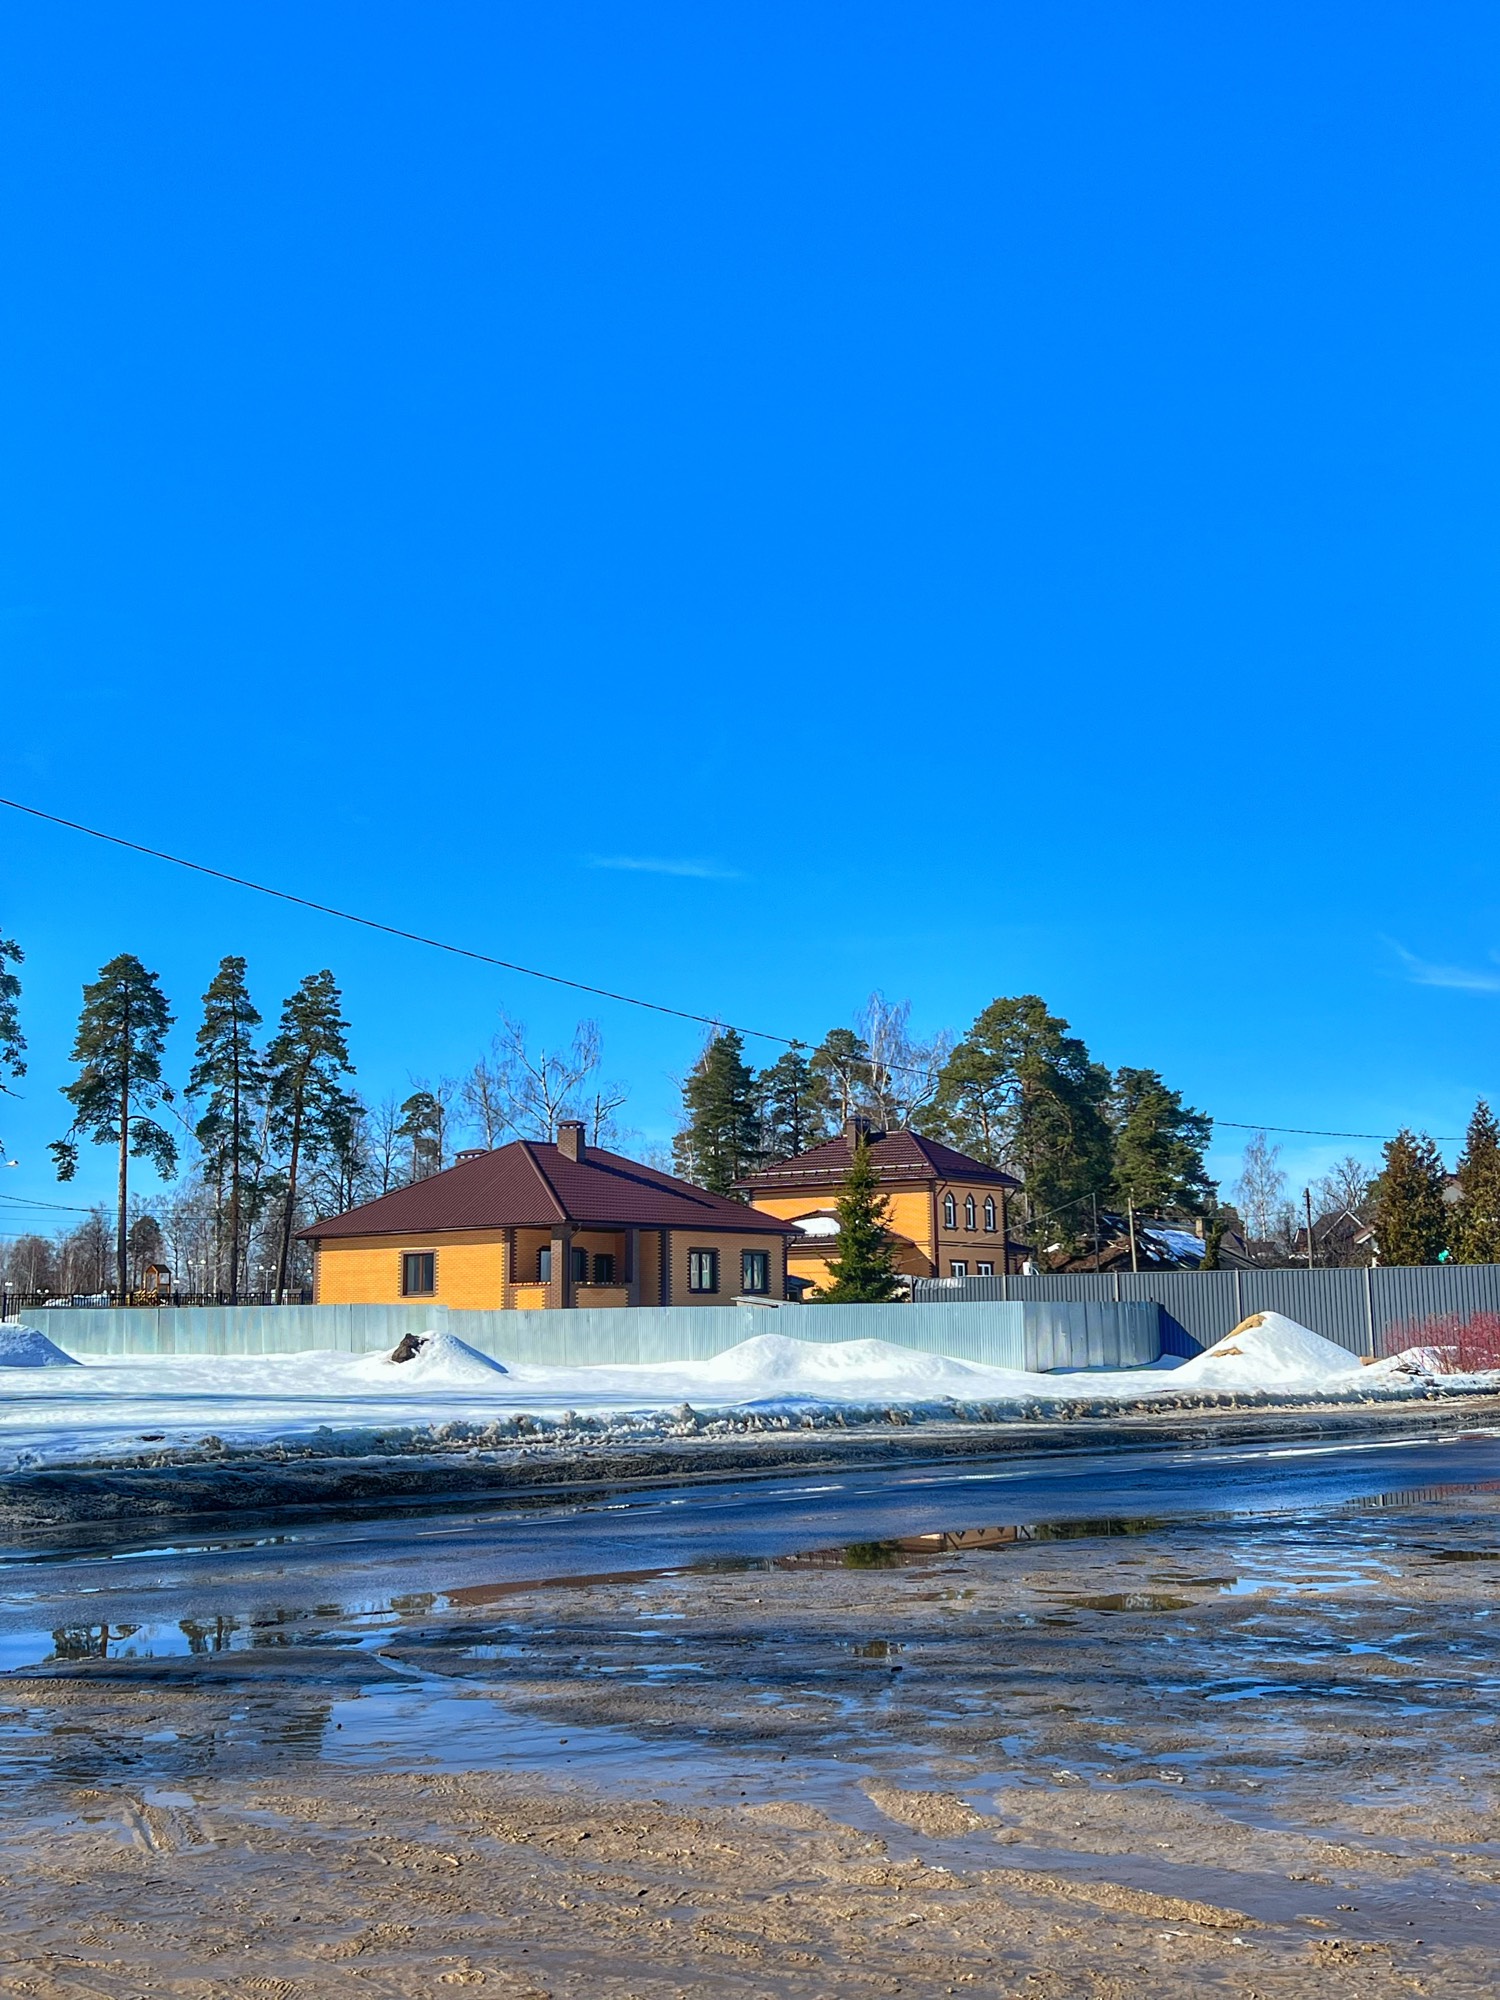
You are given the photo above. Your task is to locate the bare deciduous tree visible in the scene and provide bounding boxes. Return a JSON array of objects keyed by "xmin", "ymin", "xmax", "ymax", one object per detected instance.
[
  {"xmin": 461, "ymin": 1014, "xmax": 623, "ymax": 1144},
  {"xmin": 1315, "ymin": 1154, "xmax": 1374, "ymax": 1220},
  {"xmin": 1234, "ymin": 1131, "xmax": 1287, "ymax": 1243},
  {"xmin": 858, "ymin": 992, "xmax": 953, "ymax": 1130}
]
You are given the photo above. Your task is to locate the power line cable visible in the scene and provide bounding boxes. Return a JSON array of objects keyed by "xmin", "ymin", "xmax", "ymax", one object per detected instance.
[{"xmin": 0, "ymin": 793, "xmax": 1466, "ymax": 1144}]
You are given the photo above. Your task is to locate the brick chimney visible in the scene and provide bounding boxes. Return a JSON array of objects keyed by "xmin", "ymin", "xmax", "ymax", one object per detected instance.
[
  {"xmin": 843, "ymin": 1115, "xmax": 884, "ymax": 1145},
  {"xmin": 557, "ymin": 1120, "xmax": 585, "ymax": 1162}
]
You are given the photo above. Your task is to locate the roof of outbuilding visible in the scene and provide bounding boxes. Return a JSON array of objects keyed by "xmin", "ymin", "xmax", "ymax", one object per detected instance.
[
  {"xmin": 300, "ymin": 1140, "xmax": 799, "ymax": 1240},
  {"xmin": 739, "ymin": 1128, "xmax": 1020, "ymax": 1193}
]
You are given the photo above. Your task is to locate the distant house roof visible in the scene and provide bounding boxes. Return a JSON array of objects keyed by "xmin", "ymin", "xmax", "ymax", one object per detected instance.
[
  {"xmin": 300, "ymin": 1138, "xmax": 798, "ymax": 1241},
  {"xmin": 740, "ymin": 1124, "xmax": 1020, "ymax": 1195}
]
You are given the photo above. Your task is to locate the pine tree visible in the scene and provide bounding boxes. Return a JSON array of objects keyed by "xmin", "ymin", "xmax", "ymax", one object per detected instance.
[
  {"xmin": 395, "ymin": 1089, "xmax": 446, "ymax": 1180},
  {"xmin": 809, "ymin": 1028, "xmax": 872, "ymax": 1129},
  {"xmin": 51, "ymin": 954, "xmax": 176, "ymax": 1298},
  {"xmin": 265, "ymin": 970, "xmax": 354, "ymax": 1300},
  {"xmin": 822, "ymin": 1134, "xmax": 900, "ymax": 1302},
  {"xmin": 673, "ymin": 1029, "xmax": 760, "ymax": 1196},
  {"xmin": 1110, "ymin": 1068, "xmax": 1215, "ymax": 1215},
  {"xmin": 759, "ymin": 1045, "xmax": 822, "ymax": 1160},
  {"xmin": 1371, "ymin": 1129, "xmax": 1448, "ymax": 1266},
  {"xmin": 1451, "ymin": 1100, "xmax": 1500, "ymax": 1263},
  {"xmin": 186, "ymin": 956, "xmax": 266, "ymax": 1303},
  {"xmin": 919, "ymin": 995, "xmax": 1112, "ymax": 1244},
  {"xmin": 0, "ymin": 924, "xmax": 24, "ymax": 1159}
]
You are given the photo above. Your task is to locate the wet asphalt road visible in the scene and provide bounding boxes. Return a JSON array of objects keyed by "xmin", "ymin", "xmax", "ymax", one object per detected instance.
[{"xmin": 2, "ymin": 1423, "xmax": 1498, "ymax": 1673}]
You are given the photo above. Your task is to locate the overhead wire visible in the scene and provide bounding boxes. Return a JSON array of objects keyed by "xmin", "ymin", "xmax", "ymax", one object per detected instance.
[{"xmin": 0, "ymin": 793, "xmax": 1465, "ymax": 1145}]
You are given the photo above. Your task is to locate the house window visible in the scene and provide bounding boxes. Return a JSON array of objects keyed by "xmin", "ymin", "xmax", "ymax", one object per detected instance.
[
  {"xmin": 943, "ymin": 1193, "xmax": 957, "ymax": 1229},
  {"xmin": 571, "ymin": 1247, "xmax": 589, "ymax": 1283},
  {"xmin": 742, "ymin": 1249, "xmax": 769, "ymax": 1295},
  {"xmin": 976, "ymin": 1261, "xmax": 994, "ymax": 1277},
  {"xmin": 950, "ymin": 1260, "xmax": 968, "ymax": 1277},
  {"xmin": 401, "ymin": 1251, "xmax": 435, "ymax": 1297},
  {"xmin": 593, "ymin": 1252, "xmax": 615, "ymax": 1283},
  {"xmin": 688, "ymin": 1248, "xmax": 719, "ymax": 1293},
  {"xmin": 983, "ymin": 1197, "xmax": 996, "ymax": 1233},
  {"xmin": 964, "ymin": 1195, "xmax": 976, "ymax": 1231},
  {"xmin": 537, "ymin": 1246, "xmax": 552, "ymax": 1282}
]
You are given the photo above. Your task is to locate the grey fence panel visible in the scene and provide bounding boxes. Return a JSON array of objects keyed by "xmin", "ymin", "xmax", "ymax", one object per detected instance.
[
  {"xmin": 915, "ymin": 1265, "xmax": 1500, "ymax": 1359},
  {"xmin": 10, "ymin": 1297, "xmax": 1161, "ymax": 1374}
]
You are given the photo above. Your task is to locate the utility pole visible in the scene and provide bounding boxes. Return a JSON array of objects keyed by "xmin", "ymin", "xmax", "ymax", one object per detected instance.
[
  {"xmin": 1092, "ymin": 1192, "xmax": 1100, "ymax": 1272},
  {"xmin": 1127, "ymin": 1194, "xmax": 1139, "ymax": 1274},
  {"xmin": 1305, "ymin": 1186, "xmax": 1315, "ymax": 1270}
]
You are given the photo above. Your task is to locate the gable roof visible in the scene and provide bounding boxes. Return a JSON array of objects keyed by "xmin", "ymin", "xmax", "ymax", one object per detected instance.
[
  {"xmin": 739, "ymin": 1127, "xmax": 1020, "ymax": 1195},
  {"xmin": 300, "ymin": 1140, "xmax": 798, "ymax": 1240}
]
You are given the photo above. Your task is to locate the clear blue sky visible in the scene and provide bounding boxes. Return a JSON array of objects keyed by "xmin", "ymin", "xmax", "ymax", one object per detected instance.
[{"xmin": 3, "ymin": 2, "xmax": 1499, "ymax": 1228}]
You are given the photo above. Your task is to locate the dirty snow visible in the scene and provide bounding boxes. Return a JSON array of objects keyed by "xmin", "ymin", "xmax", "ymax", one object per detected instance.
[{"xmin": 0, "ymin": 1312, "xmax": 1492, "ymax": 1471}]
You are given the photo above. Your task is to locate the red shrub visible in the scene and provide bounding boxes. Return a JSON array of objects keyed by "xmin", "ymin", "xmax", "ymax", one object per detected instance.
[{"xmin": 1383, "ymin": 1310, "xmax": 1500, "ymax": 1373}]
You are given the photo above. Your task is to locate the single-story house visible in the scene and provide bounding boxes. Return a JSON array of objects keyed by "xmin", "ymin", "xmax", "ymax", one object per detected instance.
[{"xmin": 300, "ymin": 1120, "xmax": 797, "ymax": 1309}]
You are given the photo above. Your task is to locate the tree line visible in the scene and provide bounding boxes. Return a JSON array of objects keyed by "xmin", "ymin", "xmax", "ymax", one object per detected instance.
[{"xmin": 673, "ymin": 991, "xmax": 1215, "ymax": 1249}]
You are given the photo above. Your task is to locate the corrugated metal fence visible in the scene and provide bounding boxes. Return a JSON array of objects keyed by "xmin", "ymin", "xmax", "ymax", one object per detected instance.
[
  {"xmin": 913, "ymin": 1265, "xmax": 1500, "ymax": 1359},
  {"xmin": 17, "ymin": 1296, "xmax": 1160, "ymax": 1373}
]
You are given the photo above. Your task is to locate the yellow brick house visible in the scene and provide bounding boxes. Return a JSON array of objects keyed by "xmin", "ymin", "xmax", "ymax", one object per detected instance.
[
  {"xmin": 738, "ymin": 1119, "xmax": 1022, "ymax": 1297},
  {"xmin": 301, "ymin": 1120, "xmax": 796, "ymax": 1309}
]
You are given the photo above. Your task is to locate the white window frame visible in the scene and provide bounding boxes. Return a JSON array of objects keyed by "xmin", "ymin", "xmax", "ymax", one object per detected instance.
[
  {"xmin": 950, "ymin": 1259, "xmax": 968, "ymax": 1277},
  {"xmin": 983, "ymin": 1197, "xmax": 996, "ymax": 1233},
  {"xmin": 943, "ymin": 1193, "xmax": 957, "ymax": 1230}
]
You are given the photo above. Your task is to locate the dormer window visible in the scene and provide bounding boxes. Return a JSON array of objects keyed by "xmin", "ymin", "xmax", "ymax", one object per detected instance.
[
  {"xmin": 964, "ymin": 1195, "xmax": 976, "ymax": 1231},
  {"xmin": 983, "ymin": 1197, "xmax": 996, "ymax": 1233},
  {"xmin": 943, "ymin": 1193, "xmax": 956, "ymax": 1230}
]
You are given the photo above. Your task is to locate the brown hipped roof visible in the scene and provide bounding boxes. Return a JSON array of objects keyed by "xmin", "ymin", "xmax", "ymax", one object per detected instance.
[
  {"xmin": 299, "ymin": 1139, "xmax": 798, "ymax": 1241},
  {"xmin": 739, "ymin": 1128, "xmax": 1020, "ymax": 1194}
]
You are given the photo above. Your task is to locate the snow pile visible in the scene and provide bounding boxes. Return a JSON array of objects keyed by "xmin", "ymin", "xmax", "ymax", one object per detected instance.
[
  {"xmin": 1169, "ymin": 1313, "xmax": 1366, "ymax": 1394},
  {"xmin": 348, "ymin": 1330, "xmax": 509, "ymax": 1385},
  {"xmin": 0, "ymin": 1323, "xmax": 79, "ymax": 1368},
  {"xmin": 688, "ymin": 1332, "xmax": 1007, "ymax": 1403}
]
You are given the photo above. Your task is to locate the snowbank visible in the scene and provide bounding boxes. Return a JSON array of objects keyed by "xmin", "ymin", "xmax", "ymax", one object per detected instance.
[
  {"xmin": 0, "ymin": 1312, "xmax": 1492, "ymax": 1473},
  {"xmin": 347, "ymin": 1330, "xmax": 509, "ymax": 1385},
  {"xmin": 0, "ymin": 1323, "xmax": 79, "ymax": 1369}
]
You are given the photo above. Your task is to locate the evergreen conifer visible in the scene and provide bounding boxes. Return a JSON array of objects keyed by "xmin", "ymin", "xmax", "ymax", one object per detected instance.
[
  {"xmin": 1451, "ymin": 1099, "xmax": 1500, "ymax": 1263},
  {"xmin": 51, "ymin": 954, "xmax": 176, "ymax": 1298},
  {"xmin": 1110, "ymin": 1068, "xmax": 1214, "ymax": 1215},
  {"xmin": 395, "ymin": 1089, "xmax": 447, "ymax": 1180},
  {"xmin": 822, "ymin": 1133, "xmax": 900, "ymax": 1302},
  {"xmin": 265, "ymin": 970, "xmax": 354, "ymax": 1299},
  {"xmin": 187, "ymin": 956, "xmax": 266, "ymax": 1302},
  {"xmin": 759, "ymin": 1045, "xmax": 821, "ymax": 1160},
  {"xmin": 1371, "ymin": 1128, "xmax": 1448, "ymax": 1266},
  {"xmin": 673, "ymin": 1030, "xmax": 760, "ymax": 1195},
  {"xmin": 0, "ymin": 924, "xmax": 24, "ymax": 1158}
]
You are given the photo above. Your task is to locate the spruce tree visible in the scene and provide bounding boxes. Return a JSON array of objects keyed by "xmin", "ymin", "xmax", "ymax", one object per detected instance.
[
  {"xmin": 1110, "ymin": 1068, "xmax": 1214, "ymax": 1215},
  {"xmin": 822, "ymin": 1134, "xmax": 900, "ymax": 1302},
  {"xmin": 187, "ymin": 956, "xmax": 266, "ymax": 1303},
  {"xmin": 265, "ymin": 970, "xmax": 354, "ymax": 1299},
  {"xmin": 1451, "ymin": 1099, "xmax": 1500, "ymax": 1263},
  {"xmin": 1371, "ymin": 1128, "xmax": 1448, "ymax": 1266},
  {"xmin": 0, "ymin": 924, "xmax": 24, "ymax": 1158},
  {"xmin": 673, "ymin": 1029, "xmax": 760, "ymax": 1196},
  {"xmin": 759, "ymin": 1045, "xmax": 822, "ymax": 1160},
  {"xmin": 51, "ymin": 954, "xmax": 176, "ymax": 1299}
]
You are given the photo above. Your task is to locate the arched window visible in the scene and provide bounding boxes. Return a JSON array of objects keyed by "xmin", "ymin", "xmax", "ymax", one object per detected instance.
[
  {"xmin": 964, "ymin": 1195, "xmax": 976, "ymax": 1231},
  {"xmin": 943, "ymin": 1193, "xmax": 956, "ymax": 1230},
  {"xmin": 983, "ymin": 1197, "xmax": 996, "ymax": 1233}
]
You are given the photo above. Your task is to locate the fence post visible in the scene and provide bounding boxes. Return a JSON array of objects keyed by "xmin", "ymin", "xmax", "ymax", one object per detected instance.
[
  {"xmin": 1364, "ymin": 1264, "xmax": 1375, "ymax": 1357},
  {"xmin": 1233, "ymin": 1268, "xmax": 1243, "ymax": 1324}
]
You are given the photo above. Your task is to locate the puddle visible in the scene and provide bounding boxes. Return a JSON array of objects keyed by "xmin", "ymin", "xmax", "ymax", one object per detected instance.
[{"xmin": 1049, "ymin": 1591, "xmax": 1198, "ymax": 1613}]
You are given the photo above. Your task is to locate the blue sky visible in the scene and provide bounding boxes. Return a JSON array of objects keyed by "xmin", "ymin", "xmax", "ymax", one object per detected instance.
[{"xmin": 3, "ymin": 1, "xmax": 1500, "ymax": 1231}]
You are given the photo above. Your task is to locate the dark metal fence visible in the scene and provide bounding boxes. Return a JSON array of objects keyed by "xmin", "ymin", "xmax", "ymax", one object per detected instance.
[
  {"xmin": 1, "ymin": 1287, "xmax": 312, "ymax": 1318},
  {"xmin": 912, "ymin": 1265, "xmax": 1500, "ymax": 1360}
]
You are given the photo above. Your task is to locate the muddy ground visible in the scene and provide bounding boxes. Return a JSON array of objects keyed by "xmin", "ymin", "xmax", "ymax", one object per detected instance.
[{"xmin": 3, "ymin": 1464, "xmax": 1499, "ymax": 1995}]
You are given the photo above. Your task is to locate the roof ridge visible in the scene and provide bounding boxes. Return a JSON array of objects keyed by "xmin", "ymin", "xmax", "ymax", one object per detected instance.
[{"xmin": 518, "ymin": 1139, "xmax": 569, "ymax": 1223}]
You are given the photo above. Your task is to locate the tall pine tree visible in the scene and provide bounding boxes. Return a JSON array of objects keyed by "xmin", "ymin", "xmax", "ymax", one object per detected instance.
[
  {"xmin": 919, "ymin": 995, "xmax": 1112, "ymax": 1244},
  {"xmin": 1451, "ymin": 1099, "xmax": 1500, "ymax": 1263},
  {"xmin": 395, "ymin": 1089, "xmax": 447, "ymax": 1180},
  {"xmin": 821, "ymin": 1133, "xmax": 900, "ymax": 1302},
  {"xmin": 759, "ymin": 1045, "xmax": 823, "ymax": 1160},
  {"xmin": 1371, "ymin": 1128, "xmax": 1448, "ymax": 1266},
  {"xmin": 187, "ymin": 956, "xmax": 266, "ymax": 1303},
  {"xmin": 673, "ymin": 1029, "xmax": 760, "ymax": 1196},
  {"xmin": 1110, "ymin": 1068, "xmax": 1215, "ymax": 1215},
  {"xmin": 809, "ymin": 1028, "xmax": 872, "ymax": 1129},
  {"xmin": 0, "ymin": 923, "xmax": 24, "ymax": 1158},
  {"xmin": 266, "ymin": 970, "xmax": 354, "ymax": 1299},
  {"xmin": 51, "ymin": 955, "xmax": 176, "ymax": 1298}
]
